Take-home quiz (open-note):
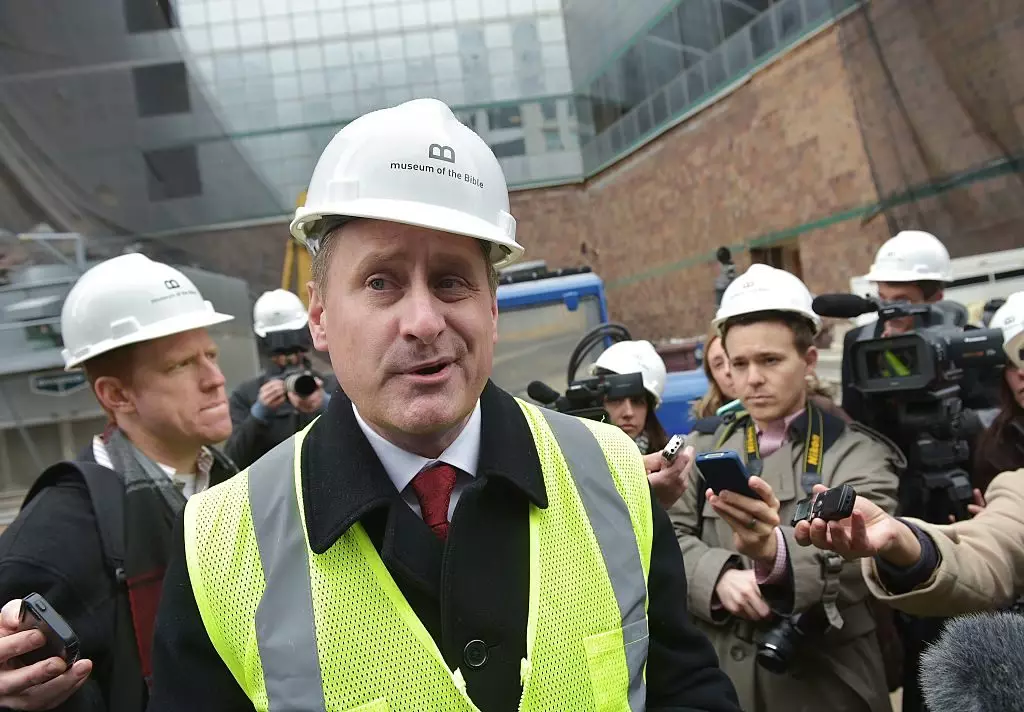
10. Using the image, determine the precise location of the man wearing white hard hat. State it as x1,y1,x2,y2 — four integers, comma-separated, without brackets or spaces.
0,254,238,711
224,289,337,468
668,264,901,712
841,230,953,422
148,98,739,711
591,340,694,508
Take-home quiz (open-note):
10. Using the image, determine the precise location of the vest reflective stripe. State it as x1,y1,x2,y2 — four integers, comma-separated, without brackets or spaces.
247,439,326,711
538,409,649,712
186,399,652,710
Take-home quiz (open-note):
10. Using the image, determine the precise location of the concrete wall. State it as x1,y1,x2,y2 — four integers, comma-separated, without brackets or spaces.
510,25,892,341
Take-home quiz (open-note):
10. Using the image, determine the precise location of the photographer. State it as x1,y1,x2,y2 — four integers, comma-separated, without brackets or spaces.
225,289,335,468
589,340,695,508
668,264,901,712
841,231,952,423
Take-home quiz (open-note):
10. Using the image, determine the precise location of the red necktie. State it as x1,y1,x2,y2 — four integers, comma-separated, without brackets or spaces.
410,463,458,540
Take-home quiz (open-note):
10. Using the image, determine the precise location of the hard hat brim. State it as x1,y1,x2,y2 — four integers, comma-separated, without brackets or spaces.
864,268,951,284
290,198,524,269
63,309,234,370
254,313,309,338
712,307,823,336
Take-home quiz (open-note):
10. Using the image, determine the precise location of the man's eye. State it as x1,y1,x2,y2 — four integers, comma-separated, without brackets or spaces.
369,278,387,290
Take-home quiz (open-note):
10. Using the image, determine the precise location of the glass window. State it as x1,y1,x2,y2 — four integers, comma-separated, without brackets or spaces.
489,48,514,75
323,40,351,68
488,105,522,129
455,0,482,22
537,17,564,43
124,0,176,33
705,51,726,90
650,90,668,125
269,47,298,74
405,31,432,58
777,0,803,40
751,12,776,57
296,46,324,71
353,63,381,91
293,14,321,42
277,100,304,125
491,138,525,158
618,44,647,113
720,0,756,40
236,20,265,47
144,146,201,201
266,19,294,43
634,102,653,138
209,23,239,50
374,5,401,32
290,0,316,12
273,74,301,100
301,71,328,97
511,19,539,49
485,21,513,48
541,99,557,120
433,29,458,54
380,59,407,86
543,128,563,151
642,39,685,98
134,62,191,117
345,8,372,34
378,36,404,60
350,39,379,64
679,0,724,51
205,1,232,23
427,1,455,25
435,55,463,82
401,3,428,27
406,57,437,84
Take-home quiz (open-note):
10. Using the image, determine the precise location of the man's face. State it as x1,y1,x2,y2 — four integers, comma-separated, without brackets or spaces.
121,329,232,446
877,282,941,336
270,350,307,368
724,321,817,423
308,221,498,443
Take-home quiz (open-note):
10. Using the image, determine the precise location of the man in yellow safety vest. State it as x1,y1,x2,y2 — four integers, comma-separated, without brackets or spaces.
146,98,741,711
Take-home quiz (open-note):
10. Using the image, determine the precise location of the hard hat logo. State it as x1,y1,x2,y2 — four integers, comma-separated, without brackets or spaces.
428,144,456,164
164,279,181,290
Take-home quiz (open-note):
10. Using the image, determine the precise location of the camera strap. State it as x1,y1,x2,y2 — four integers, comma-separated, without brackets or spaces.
736,401,825,491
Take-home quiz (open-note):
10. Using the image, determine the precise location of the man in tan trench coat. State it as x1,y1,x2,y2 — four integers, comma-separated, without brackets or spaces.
669,265,902,712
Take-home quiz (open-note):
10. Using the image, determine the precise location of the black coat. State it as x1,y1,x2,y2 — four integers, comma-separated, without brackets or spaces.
224,370,337,469
147,382,740,711
0,445,235,712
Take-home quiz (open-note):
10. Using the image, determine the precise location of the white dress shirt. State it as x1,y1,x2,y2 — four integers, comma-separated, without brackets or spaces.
352,401,482,521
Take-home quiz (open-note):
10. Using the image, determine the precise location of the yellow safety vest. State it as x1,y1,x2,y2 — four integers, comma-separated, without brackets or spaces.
184,400,654,711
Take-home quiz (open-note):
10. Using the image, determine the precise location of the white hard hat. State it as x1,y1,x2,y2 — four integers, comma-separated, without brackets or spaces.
990,291,1024,369
591,340,667,407
865,230,952,283
290,98,523,269
713,264,822,334
253,289,308,337
60,254,233,370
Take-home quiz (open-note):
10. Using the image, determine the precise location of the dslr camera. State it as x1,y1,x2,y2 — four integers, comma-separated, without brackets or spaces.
281,366,318,398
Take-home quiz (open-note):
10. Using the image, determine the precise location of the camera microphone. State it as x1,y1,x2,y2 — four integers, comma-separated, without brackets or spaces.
811,294,881,319
919,611,1024,712
527,380,561,405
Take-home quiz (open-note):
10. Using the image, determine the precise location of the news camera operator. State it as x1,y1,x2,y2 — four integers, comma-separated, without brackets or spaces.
224,289,336,468
668,264,902,712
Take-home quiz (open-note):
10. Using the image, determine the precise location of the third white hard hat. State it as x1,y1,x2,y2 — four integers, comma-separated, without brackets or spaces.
712,264,822,334
290,98,523,269
253,289,308,338
591,340,667,406
865,230,952,283
60,254,233,370
990,291,1024,369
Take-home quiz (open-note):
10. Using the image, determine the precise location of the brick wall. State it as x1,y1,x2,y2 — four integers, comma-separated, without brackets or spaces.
510,25,892,342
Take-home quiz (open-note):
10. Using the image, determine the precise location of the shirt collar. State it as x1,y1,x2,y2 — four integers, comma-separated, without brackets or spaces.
756,408,806,439
351,400,481,495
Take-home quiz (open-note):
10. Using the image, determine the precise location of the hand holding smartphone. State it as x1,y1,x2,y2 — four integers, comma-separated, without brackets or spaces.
695,451,758,500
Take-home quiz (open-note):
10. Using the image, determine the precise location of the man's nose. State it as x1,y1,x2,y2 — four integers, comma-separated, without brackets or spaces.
400,283,445,344
746,364,765,385
200,356,226,390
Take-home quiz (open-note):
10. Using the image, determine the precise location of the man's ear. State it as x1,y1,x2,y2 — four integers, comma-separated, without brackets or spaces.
92,376,136,417
490,293,498,345
804,345,819,373
307,281,329,352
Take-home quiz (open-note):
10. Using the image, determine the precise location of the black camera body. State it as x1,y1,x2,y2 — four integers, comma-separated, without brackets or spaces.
848,302,1004,522
529,372,646,422
757,605,829,675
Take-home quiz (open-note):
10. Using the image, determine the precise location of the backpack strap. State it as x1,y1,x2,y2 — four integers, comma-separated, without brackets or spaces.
24,461,145,712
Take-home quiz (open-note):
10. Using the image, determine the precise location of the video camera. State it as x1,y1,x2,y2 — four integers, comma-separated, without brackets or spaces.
527,372,646,422
814,293,1005,522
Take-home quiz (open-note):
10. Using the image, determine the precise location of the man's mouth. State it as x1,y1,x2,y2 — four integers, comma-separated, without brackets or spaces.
407,359,453,376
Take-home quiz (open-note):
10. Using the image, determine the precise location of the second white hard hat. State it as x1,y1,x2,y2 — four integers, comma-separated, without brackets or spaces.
591,340,667,407
712,264,822,334
60,254,233,370
990,291,1024,369
865,230,952,284
253,289,308,338
290,98,523,269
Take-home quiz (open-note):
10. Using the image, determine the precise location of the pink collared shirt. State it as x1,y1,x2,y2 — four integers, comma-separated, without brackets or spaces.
754,409,805,585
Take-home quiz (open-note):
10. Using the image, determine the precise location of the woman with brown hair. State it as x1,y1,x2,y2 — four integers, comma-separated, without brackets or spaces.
692,331,739,419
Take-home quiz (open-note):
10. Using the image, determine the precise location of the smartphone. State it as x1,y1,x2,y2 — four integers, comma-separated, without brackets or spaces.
661,434,685,463
15,593,80,666
695,451,758,499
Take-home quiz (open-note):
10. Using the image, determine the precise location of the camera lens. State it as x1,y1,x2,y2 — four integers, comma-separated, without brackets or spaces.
756,616,802,675
285,372,317,398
